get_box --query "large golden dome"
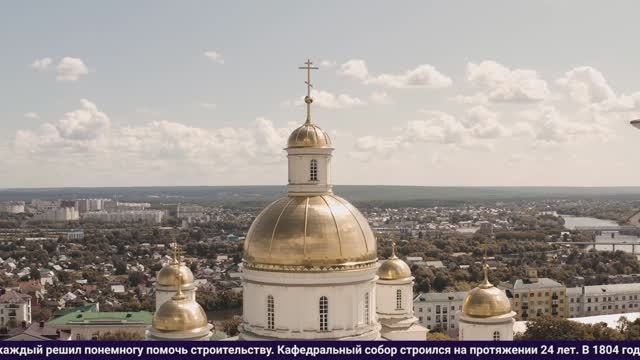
[157,263,194,287]
[287,121,332,149]
[152,295,209,332]
[243,194,377,271]
[462,277,512,318]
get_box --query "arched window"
[493,330,501,341]
[310,159,318,181]
[267,295,274,330]
[396,289,403,310]
[364,292,370,324]
[319,296,328,331]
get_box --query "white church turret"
[376,241,428,340]
[458,254,515,341]
[286,60,334,196]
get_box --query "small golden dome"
[378,257,411,280]
[377,243,412,280]
[152,296,209,332]
[157,263,194,287]
[287,121,332,149]
[462,264,512,318]
[243,194,377,271]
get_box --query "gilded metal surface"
[377,258,411,280]
[462,260,511,318]
[152,274,208,332]
[287,122,332,149]
[243,194,377,271]
[156,263,194,287]
[632,119,640,130]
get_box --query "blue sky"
[2,1,640,187]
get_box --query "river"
[561,215,640,254]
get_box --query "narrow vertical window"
[396,289,403,310]
[310,159,318,181]
[319,296,328,331]
[364,292,370,324]
[267,295,274,330]
[493,330,501,341]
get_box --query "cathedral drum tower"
[239,60,381,340]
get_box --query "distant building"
[477,222,494,236]
[567,283,640,318]
[413,291,466,337]
[32,207,79,223]
[0,291,32,328]
[47,305,152,340]
[0,201,25,214]
[504,268,567,320]
[81,210,163,224]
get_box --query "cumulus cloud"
[369,91,393,105]
[200,102,217,109]
[12,100,292,174]
[518,105,613,146]
[338,59,452,89]
[204,51,224,64]
[285,89,366,109]
[466,60,549,102]
[56,57,89,81]
[30,57,52,71]
[23,112,40,119]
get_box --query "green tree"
[517,317,623,340]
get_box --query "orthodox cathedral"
[146,60,515,341]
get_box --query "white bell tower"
[286,59,333,196]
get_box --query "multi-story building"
[413,291,466,337]
[0,291,32,328]
[567,283,640,318]
[32,207,79,222]
[504,269,567,320]
[81,210,163,224]
[0,201,25,214]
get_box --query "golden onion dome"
[243,194,377,271]
[378,256,412,280]
[152,295,209,332]
[157,263,194,287]
[287,121,332,149]
[462,271,512,318]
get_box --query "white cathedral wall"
[240,268,380,340]
[458,313,514,341]
[376,279,414,318]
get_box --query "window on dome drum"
[319,296,328,331]
[493,331,501,341]
[310,159,318,181]
[267,295,274,330]
[364,293,370,324]
[396,289,403,310]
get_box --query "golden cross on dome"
[173,272,185,300]
[391,240,397,258]
[298,59,318,124]
[481,248,491,287]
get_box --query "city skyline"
[2,1,640,188]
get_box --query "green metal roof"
[47,310,152,327]
[51,304,98,318]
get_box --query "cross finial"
[481,248,491,288]
[173,272,185,300]
[391,240,398,258]
[298,59,319,124]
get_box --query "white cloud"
[369,91,393,105]
[462,106,509,139]
[288,89,366,109]
[30,57,52,71]
[338,59,369,81]
[200,102,217,109]
[466,60,549,102]
[23,112,40,119]
[556,66,615,104]
[204,51,224,64]
[12,100,293,175]
[449,93,489,105]
[339,59,452,89]
[56,57,89,82]
[320,60,337,68]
